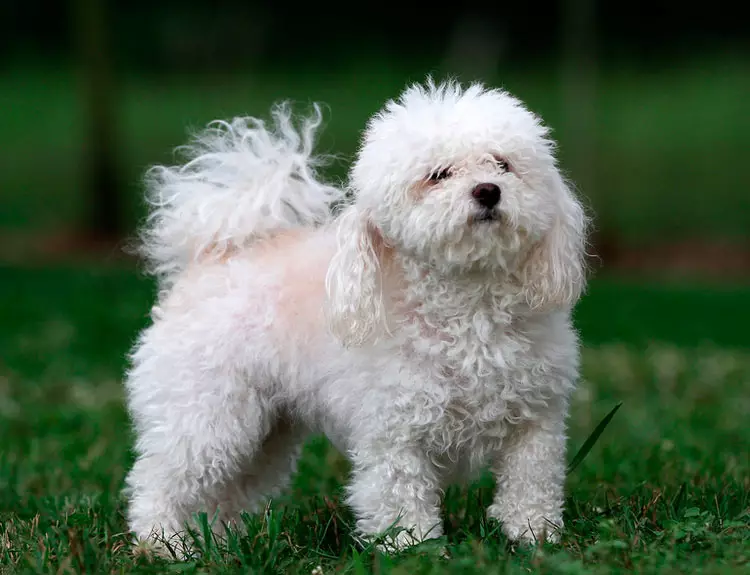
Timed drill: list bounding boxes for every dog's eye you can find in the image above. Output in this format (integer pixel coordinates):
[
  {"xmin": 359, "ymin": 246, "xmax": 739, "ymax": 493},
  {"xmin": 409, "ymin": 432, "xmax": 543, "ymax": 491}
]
[
  {"xmin": 428, "ymin": 167, "xmax": 452, "ymax": 183},
  {"xmin": 493, "ymin": 156, "xmax": 510, "ymax": 173}
]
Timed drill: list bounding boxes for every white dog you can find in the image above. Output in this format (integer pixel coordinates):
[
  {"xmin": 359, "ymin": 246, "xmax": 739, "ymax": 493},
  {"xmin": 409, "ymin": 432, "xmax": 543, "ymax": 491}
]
[{"xmin": 124, "ymin": 79, "xmax": 589, "ymax": 554}]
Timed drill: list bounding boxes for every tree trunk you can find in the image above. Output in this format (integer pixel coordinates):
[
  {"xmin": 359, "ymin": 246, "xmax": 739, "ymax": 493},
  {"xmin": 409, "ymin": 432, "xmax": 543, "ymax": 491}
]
[{"xmin": 74, "ymin": 0, "xmax": 122, "ymax": 239}]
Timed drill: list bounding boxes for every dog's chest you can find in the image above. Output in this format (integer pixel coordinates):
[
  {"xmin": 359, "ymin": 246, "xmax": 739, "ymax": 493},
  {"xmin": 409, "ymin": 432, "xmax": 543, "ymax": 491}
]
[
  {"xmin": 406, "ymin": 302, "xmax": 531, "ymax": 380},
  {"xmin": 391, "ymin": 280, "xmax": 575, "ymax": 459},
  {"xmin": 400, "ymin": 309, "xmax": 539, "ymax": 450}
]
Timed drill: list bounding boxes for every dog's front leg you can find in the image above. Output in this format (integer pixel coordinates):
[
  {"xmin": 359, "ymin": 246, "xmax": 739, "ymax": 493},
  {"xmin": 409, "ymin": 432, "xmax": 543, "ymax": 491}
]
[
  {"xmin": 346, "ymin": 442, "xmax": 442, "ymax": 551},
  {"xmin": 487, "ymin": 409, "xmax": 567, "ymax": 544}
]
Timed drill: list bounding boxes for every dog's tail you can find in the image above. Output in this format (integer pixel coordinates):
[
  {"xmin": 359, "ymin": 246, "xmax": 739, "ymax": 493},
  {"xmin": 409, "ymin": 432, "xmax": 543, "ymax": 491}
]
[{"xmin": 138, "ymin": 103, "xmax": 343, "ymax": 285}]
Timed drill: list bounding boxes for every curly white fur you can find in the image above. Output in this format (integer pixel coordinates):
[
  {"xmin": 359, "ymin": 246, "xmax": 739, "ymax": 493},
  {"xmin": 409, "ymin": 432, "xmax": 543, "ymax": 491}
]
[
  {"xmin": 140, "ymin": 102, "xmax": 342, "ymax": 286},
  {"xmin": 124, "ymin": 79, "xmax": 589, "ymax": 557}
]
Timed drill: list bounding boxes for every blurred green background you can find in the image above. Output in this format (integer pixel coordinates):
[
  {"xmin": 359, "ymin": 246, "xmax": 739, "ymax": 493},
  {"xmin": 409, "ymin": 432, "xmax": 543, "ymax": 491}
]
[
  {"xmin": 1, "ymin": 0, "xmax": 748, "ymax": 268},
  {"xmin": 0, "ymin": 2, "xmax": 748, "ymax": 572}
]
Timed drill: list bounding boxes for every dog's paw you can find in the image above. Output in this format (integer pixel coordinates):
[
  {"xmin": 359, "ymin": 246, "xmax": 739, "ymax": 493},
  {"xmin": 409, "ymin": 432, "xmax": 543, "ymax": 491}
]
[
  {"xmin": 502, "ymin": 518, "xmax": 562, "ymax": 545},
  {"xmin": 488, "ymin": 505, "xmax": 562, "ymax": 545},
  {"xmin": 373, "ymin": 529, "xmax": 421, "ymax": 554},
  {"xmin": 130, "ymin": 530, "xmax": 199, "ymax": 561},
  {"xmin": 367, "ymin": 526, "xmax": 445, "ymax": 555}
]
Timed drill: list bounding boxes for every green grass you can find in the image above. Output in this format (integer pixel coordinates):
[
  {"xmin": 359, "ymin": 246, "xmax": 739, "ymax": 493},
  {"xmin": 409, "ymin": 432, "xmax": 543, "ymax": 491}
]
[
  {"xmin": 1, "ymin": 54, "xmax": 749, "ymax": 243},
  {"xmin": 0, "ymin": 265, "xmax": 748, "ymax": 573}
]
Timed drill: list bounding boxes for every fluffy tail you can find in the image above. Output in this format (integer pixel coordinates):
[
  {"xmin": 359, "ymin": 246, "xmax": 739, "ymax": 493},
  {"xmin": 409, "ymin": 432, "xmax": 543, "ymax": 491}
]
[{"xmin": 139, "ymin": 103, "xmax": 343, "ymax": 286}]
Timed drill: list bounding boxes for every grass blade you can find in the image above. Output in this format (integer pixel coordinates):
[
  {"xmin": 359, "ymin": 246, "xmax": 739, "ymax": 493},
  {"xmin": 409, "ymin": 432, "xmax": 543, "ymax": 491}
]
[{"xmin": 567, "ymin": 402, "xmax": 622, "ymax": 474}]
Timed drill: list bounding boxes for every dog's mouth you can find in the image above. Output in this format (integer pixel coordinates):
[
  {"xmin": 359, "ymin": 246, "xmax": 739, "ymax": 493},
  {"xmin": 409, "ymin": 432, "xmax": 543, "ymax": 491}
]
[{"xmin": 470, "ymin": 210, "xmax": 500, "ymax": 224}]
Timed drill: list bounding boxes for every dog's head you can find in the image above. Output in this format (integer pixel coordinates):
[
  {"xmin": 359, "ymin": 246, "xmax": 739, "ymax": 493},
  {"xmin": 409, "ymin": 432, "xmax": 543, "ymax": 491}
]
[{"xmin": 326, "ymin": 80, "xmax": 589, "ymax": 346}]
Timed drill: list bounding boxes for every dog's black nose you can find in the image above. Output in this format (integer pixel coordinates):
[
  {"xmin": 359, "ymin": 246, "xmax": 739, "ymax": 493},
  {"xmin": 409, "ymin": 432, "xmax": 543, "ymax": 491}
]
[{"xmin": 471, "ymin": 183, "xmax": 501, "ymax": 209}]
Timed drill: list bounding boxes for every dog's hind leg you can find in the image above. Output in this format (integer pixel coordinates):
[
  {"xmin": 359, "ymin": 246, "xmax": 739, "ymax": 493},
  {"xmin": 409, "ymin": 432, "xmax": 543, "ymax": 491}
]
[{"xmin": 125, "ymin": 365, "xmax": 278, "ymax": 558}]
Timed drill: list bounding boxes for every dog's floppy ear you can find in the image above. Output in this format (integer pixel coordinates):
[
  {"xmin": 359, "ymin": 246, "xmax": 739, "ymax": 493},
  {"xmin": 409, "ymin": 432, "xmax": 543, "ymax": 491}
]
[
  {"xmin": 520, "ymin": 173, "xmax": 589, "ymax": 310},
  {"xmin": 325, "ymin": 206, "xmax": 389, "ymax": 347}
]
